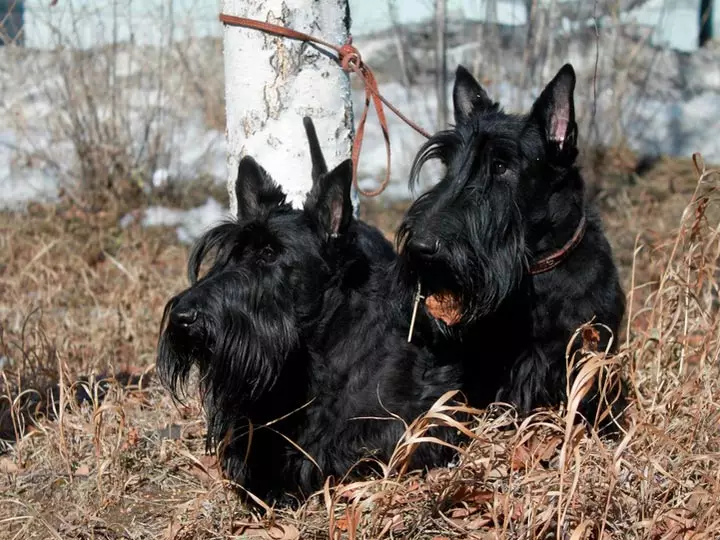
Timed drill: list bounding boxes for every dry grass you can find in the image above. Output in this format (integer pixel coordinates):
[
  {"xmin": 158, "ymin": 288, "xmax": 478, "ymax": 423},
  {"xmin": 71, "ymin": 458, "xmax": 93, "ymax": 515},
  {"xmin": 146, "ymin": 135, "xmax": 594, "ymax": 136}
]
[{"xmin": 1, "ymin": 152, "xmax": 719, "ymax": 539}]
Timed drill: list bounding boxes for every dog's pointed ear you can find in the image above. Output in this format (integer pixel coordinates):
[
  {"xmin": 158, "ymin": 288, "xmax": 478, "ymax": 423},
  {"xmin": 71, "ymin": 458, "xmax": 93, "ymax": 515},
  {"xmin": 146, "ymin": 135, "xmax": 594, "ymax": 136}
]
[
  {"xmin": 453, "ymin": 65, "xmax": 494, "ymax": 124},
  {"xmin": 305, "ymin": 158, "xmax": 353, "ymax": 239},
  {"xmin": 530, "ymin": 63, "xmax": 578, "ymax": 156},
  {"xmin": 235, "ymin": 156, "xmax": 285, "ymax": 220},
  {"xmin": 303, "ymin": 116, "xmax": 328, "ymax": 183}
]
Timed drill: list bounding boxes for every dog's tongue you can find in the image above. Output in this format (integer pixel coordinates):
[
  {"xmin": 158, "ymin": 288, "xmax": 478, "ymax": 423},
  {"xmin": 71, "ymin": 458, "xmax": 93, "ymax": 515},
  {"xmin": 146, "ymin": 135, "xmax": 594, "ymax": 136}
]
[{"xmin": 425, "ymin": 293, "xmax": 462, "ymax": 326}]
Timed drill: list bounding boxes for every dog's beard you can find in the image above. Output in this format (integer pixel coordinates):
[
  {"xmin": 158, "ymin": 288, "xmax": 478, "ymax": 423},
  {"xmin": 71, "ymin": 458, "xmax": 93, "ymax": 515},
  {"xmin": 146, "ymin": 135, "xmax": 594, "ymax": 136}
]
[
  {"xmin": 400, "ymin": 233, "xmax": 526, "ymax": 330},
  {"xmin": 157, "ymin": 298, "xmax": 299, "ymax": 453},
  {"xmin": 157, "ymin": 298, "xmax": 199, "ymax": 402},
  {"xmin": 456, "ymin": 239, "xmax": 525, "ymax": 324},
  {"xmin": 202, "ymin": 308, "xmax": 298, "ymax": 409}
]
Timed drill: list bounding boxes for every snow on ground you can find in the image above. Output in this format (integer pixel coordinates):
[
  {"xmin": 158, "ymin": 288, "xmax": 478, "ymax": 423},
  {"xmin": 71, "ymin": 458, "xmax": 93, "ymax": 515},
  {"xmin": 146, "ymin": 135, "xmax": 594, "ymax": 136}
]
[
  {"xmin": 0, "ymin": 130, "xmax": 59, "ymax": 209},
  {"xmin": 121, "ymin": 197, "xmax": 230, "ymax": 245}
]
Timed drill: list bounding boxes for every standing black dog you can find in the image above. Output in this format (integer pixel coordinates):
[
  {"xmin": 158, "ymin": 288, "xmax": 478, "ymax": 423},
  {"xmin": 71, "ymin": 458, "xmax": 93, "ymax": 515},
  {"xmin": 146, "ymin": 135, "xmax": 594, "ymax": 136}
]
[
  {"xmin": 157, "ymin": 118, "xmax": 462, "ymax": 504},
  {"xmin": 397, "ymin": 64, "xmax": 627, "ymax": 431}
]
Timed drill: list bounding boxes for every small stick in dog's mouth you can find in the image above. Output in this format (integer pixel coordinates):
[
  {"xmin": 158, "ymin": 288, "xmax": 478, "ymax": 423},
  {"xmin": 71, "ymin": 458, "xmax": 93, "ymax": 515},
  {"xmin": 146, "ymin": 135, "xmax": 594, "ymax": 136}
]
[
  {"xmin": 408, "ymin": 282, "xmax": 463, "ymax": 342},
  {"xmin": 407, "ymin": 280, "xmax": 424, "ymax": 343}
]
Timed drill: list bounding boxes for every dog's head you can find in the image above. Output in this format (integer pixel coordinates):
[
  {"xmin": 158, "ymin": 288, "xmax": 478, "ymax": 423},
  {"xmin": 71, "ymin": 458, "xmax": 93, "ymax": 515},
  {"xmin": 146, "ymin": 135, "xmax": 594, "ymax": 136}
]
[
  {"xmin": 157, "ymin": 119, "xmax": 358, "ymax": 438},
  {"xmin": 398, "ymin": 64, "xmax": 582, "ymax": 326}
]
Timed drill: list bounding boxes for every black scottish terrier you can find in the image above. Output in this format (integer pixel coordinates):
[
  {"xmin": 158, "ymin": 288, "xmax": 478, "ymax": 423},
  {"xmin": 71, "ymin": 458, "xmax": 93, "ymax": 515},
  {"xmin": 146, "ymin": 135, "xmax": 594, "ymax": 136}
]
[
  {"xmin": 397, "ymin": 64, "xmax": 627, "ymax": 430},
  {"xmin": 157, "ymin": 119, "xmax": 462, "ymax": 503}
]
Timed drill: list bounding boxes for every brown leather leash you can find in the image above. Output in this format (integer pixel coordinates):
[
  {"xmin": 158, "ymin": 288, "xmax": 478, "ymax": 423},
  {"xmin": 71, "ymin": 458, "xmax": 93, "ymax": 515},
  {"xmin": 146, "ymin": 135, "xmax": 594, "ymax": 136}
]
[{"xmin": 219, "ymin": 13, "xmax": 432, "ymax": 197}]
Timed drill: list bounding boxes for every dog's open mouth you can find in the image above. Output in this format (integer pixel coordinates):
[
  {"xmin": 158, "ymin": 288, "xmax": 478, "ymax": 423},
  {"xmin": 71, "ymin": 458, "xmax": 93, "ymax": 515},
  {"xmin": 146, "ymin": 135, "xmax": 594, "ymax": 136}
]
[
  {"xmin": 424, "ymin": 291, "xmax": 463, "ymax": 326},
  {"xmin": 407, "ymin": 282, "xmax": 463, "ymax": 343}
]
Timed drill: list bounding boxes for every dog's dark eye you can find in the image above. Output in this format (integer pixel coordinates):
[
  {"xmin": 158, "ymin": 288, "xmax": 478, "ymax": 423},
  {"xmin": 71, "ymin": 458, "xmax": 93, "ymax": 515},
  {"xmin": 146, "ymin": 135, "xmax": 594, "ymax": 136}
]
[
  {"xmin": 258, "ymin": 245, "xmax": 276, "ymax": 262},
  {"xmin": 492, "ymin": 161, "xmax": 508, "ymax": 175}
]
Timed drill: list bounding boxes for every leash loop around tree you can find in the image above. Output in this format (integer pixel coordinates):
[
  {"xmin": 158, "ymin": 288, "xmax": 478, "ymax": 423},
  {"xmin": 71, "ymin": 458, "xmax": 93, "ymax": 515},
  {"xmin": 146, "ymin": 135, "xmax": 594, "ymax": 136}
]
[
  {"xmin": 338, "ymin": 42, "xmax": 361, "ymax": 72},
  {"xmin": 219, "ymin": 13, "xmax": 432, "ymax": 197}
]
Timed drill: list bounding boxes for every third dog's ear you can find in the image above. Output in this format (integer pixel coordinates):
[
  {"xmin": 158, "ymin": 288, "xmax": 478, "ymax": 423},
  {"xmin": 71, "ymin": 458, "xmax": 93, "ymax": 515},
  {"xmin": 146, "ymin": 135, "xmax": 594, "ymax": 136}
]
[
  {"xmin": 235, "ymin": 156, "xmax": 286, "ymax": 220},
  {"xmin": 305, "ymin": 159, "xmax": 353, "ymax": 239},
  {"xmin": 303, "ymin": 117, "xmax": 328, "ymax": 183},
  {"xmin": 453, "ymin": 65, "xmax": 494, "ymax": 124},
  {"xmin": 530, "ymin": 63, "xmax": 578, "ymax": 157}
]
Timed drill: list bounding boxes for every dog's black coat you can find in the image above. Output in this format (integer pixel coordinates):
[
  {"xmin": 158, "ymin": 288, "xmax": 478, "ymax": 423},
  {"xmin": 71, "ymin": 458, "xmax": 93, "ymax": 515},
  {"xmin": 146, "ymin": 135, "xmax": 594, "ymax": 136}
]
[
  {"xmin": 157, "ymin": 119, "xmax": 461, "ymax": 503},
  {"xmin": 397, "ymin": 64, "xmax": 627, "ymax": 430}
]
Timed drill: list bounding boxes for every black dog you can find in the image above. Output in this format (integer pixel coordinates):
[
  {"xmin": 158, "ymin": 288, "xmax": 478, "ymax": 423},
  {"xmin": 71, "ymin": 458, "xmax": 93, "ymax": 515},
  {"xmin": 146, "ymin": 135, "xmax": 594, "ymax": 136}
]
[
  {"xmin": 157, "ymin": 119, "xmax": 462, "ymax": 504},
  {"xmin": 397, "ymin": 64, "xmax": 627, "ymax": 431}
]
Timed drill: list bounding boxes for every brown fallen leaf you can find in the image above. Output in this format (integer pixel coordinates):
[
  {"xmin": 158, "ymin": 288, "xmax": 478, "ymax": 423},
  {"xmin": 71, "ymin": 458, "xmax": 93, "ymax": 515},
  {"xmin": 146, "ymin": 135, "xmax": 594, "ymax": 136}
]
[
  {"xmin": 465, "ymin": 515, "xmax": 492, "ymax": 530},
  {"xmin": 512, "ymin": 434, "xmax": 562, "ymax": 471},
  {"xmin": 74, "ymin": 464, "xmax": 91, "ymax": 477},
  {"xmin": 181, "ymin": 454, "xmax": 221, "ymax": 486},
  {"xmin": 378, "ymin": 514, "xmax": 405, "ymax": 536},
  {"xmin": 581, "ymin": 326, "xmax": 600, "ymax": 351},
  {"xmin": 164, "ymin": 519, "xmax": 189, "ymax": 540},
  {"xmin": 534, "ymin": 435, "xmax": 563, "ymax": 462},
  {"xmin": 450, "ymin": 507, "xmax": 472, "ymax": 518},
  {"xmin": 335, "ymin": 517, "xmax": 349, "ymax": 532},
  {"xmin": 233, "ymin": 524, "xmax": 300, "ymax": 540},
  {"xmin": 124, "ymin": 426, "xmax": 140, "ymax": 449},
  {"xmin": 0, "ymin": 458, "xmax": 21, "ymax": 474},
  {"xmin": 511, "ymin": 444, "xmax": 532, "ymax": 471},
  {"xmin": 444, "ymin": 484, "xmax": 495, "ymax": 506}
]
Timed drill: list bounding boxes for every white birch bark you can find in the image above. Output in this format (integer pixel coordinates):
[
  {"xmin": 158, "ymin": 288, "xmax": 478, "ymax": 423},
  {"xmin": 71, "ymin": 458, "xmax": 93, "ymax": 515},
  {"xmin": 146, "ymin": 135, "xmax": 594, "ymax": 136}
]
[{"xmin": 221, "ymin": 0, "xmax": 355, "ymax": 216}]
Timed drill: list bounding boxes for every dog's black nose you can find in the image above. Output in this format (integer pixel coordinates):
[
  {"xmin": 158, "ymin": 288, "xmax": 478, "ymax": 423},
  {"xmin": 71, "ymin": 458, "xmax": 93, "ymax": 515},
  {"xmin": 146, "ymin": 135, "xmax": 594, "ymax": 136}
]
[
  {"xmin": 407, "ymin": 236, "xmax": 440, "ymax": 258},
  {"xmin": 170, "ymin": 308, "xmax": 198, "ymax": 327}
]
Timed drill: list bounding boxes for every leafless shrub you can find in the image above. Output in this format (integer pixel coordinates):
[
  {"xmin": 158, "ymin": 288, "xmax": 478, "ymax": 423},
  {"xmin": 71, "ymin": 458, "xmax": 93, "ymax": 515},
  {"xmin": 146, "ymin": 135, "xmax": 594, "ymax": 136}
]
[{"xmin": 0, "ymin": 0, "xmax": 225, "ymax": 211}]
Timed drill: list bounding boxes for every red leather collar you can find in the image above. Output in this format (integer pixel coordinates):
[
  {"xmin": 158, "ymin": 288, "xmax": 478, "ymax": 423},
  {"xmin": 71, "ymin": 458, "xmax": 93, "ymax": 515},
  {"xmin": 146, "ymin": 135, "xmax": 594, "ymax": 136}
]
[{"xmin": 528, "ymin": 214, "xmax": 587, "ymax": 275}]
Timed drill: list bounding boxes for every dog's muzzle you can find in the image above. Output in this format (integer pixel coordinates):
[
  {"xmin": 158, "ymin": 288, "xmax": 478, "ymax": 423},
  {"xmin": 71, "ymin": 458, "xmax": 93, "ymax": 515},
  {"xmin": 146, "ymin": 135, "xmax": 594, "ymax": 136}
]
[{"xmin": 405, "ymin": 234, "xmax": 441, "ymax": 262}]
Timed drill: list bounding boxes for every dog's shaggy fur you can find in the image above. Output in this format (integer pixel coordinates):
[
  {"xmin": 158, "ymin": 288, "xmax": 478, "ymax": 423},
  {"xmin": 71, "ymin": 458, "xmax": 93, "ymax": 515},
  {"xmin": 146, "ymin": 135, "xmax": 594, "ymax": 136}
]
[
  {"xmin": 157, "ymin": 119, "xmax": 462, "ymax": 504},
  {"xmin": 396, "ymin": 64, "xmax": 627, "ymax": 431}
]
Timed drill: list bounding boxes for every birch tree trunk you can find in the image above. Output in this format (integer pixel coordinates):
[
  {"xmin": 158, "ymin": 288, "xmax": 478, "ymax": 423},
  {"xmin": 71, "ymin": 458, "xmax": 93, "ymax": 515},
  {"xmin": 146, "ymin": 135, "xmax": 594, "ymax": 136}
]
[{"xmin": 222, "ymin": 0, "xmax": 354, "ymax": 216}]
